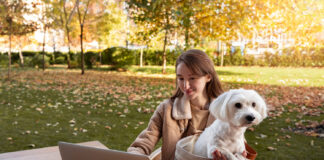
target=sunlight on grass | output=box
[127,65,324,87]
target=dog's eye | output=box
[252,102,256,107]
[235,103,242,109]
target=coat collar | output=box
[172,94,192,120]
[171,95,216,127]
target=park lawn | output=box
[127,65,324,87]
[0,66,323,160]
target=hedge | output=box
[0,46,323,68]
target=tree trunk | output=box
[185,27,189,50]
[221,42,225,67]
[18,37,24,67]
[98,41,102,65]
[80,24,84,75]
[52,31,56,53]
[8,21,12,80]
[162,8,169,74]
[162,29,167,74]
[66,26,71,69]
[140,47,143,67]
[42,24,47,71]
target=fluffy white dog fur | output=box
[193,89,267,160]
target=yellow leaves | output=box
[113,94,120,99]
[128,93,141,101]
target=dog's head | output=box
[209,89,267,127]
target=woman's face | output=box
[176,62,211,100]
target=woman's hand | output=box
[213,150,227,160]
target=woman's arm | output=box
[127,102,165,155]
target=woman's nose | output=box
[183,80,190,89]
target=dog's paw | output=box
[234,152,247,160]
[214,149,237,160]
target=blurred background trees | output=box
[0,0,323,73]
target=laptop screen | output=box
[58,142,150,160]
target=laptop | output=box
[58,141,152,160]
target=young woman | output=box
[128,49,255,160]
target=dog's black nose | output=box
[246,115,255,122]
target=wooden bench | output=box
[0,141,108,160]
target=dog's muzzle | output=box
[246,115,255,123]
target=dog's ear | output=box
[259,97,268,119]
[251,90,268,119]
[209,90,233,122]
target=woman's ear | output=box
[206,74,212,83]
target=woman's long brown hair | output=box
[170,49,223,102]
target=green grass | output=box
[0,66,323,160]
[127,65,324,87]
[214,66,324,87]
[245,106,324,159]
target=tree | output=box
[57,0,79,68]
[40,0,52,71]
[0,0,37,80]
[92,1,127,50]
[257,0,323,49]
[192,0,267,65]
[76,0,91,75]
[127,0,177,74]
[84,1,126,65]
[175,0,200,50]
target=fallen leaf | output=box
[267,146,276,151]
[28,144,36,148]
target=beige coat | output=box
[127,95,257,160]
[127,95,215,160]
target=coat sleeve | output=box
[127,101,166,155]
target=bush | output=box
[0,54,8,67]
[69,60,80,69]
[133,49,181,66]
[27,54,50,68]
[84,51,99,69]
[230,53,244,66]
[243,55,255,66]
[55,56,66,64]
[102,47,135,69]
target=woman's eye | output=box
[178,78,184,81]
[190,77,195,80]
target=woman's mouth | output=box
[185,90,193,95]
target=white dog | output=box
[193,89,267,160]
